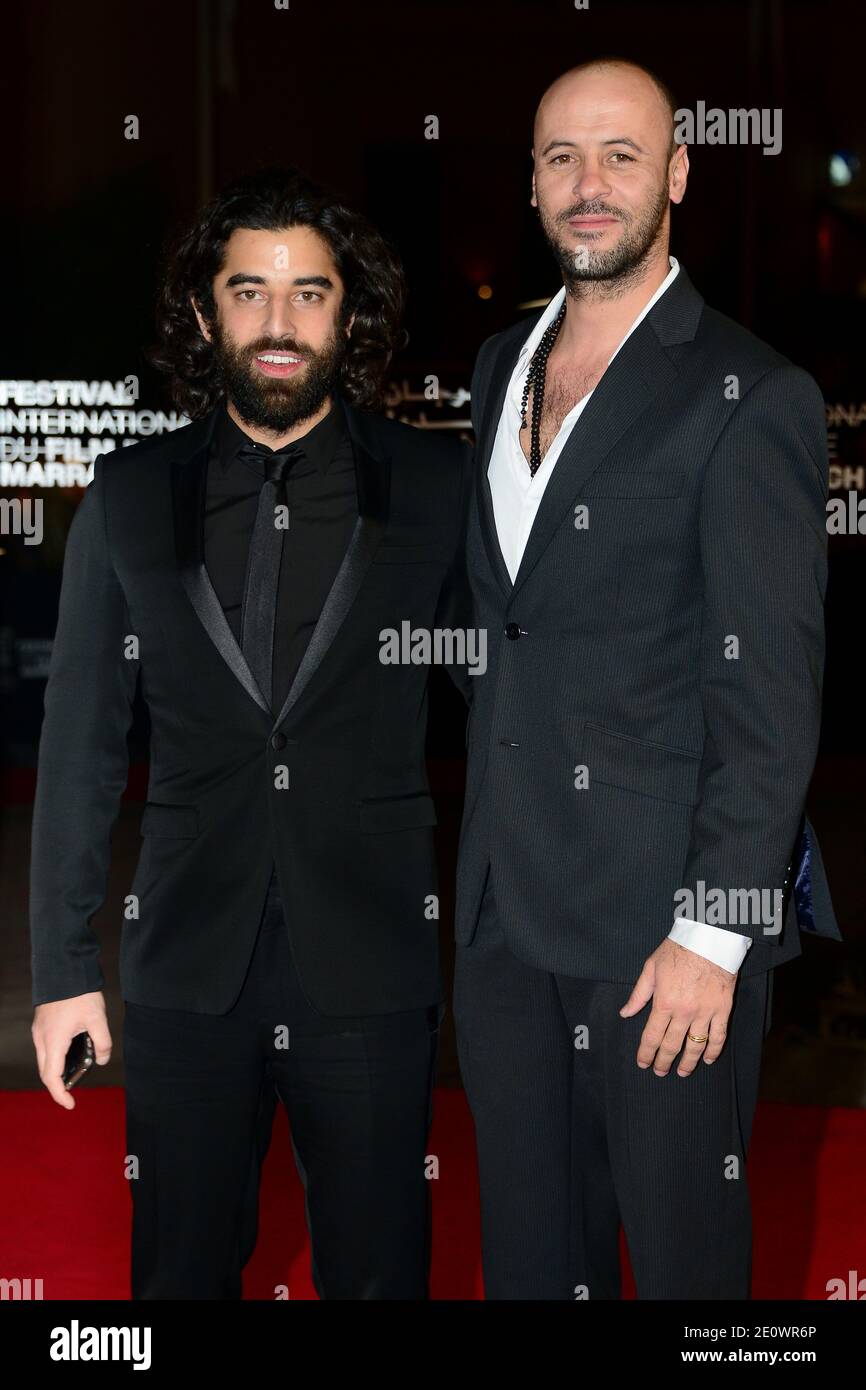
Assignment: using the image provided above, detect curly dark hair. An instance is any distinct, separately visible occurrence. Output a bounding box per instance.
[150,166,407,417]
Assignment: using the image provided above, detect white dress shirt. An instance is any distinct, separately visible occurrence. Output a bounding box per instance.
[487,256,751,974]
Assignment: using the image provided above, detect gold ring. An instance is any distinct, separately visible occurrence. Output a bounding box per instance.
[688,1032,709,1044]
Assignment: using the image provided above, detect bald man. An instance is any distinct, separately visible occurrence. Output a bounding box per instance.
[453,58,839,1299]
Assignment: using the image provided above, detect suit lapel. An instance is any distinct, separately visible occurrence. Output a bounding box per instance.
[172,408,271,716]
[269,397,390,732]
[475,267,704,599]
[510,321,680,594]
[172,398,391,731]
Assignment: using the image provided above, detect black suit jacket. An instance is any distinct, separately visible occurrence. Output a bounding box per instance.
[30,398,471,1014]
[456,265,842,980]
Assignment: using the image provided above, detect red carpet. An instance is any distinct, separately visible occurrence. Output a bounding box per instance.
[1,1087,863,1300]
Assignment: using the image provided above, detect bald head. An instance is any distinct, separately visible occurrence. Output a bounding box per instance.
[535,60,678,163]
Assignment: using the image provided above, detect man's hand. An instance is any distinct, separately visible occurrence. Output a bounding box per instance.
[619,939,737,1077]
[31,992,112,1109]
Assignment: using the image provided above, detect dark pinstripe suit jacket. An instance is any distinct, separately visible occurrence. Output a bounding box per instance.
[456,265,842,981]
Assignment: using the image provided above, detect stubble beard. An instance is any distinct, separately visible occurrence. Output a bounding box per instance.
[538,179,671,302]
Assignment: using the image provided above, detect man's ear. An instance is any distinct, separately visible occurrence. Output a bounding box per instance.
[669,146,689,206]
[530,156,537,209]
[191,295,212,344]
[345,311,355,337]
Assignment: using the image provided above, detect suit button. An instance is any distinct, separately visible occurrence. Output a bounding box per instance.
[505,622,521,640]
[271,732,286,750]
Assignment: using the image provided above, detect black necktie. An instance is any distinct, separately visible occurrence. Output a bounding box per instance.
[237,443,304,709]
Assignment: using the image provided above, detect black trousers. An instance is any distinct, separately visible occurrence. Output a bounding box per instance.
[453,880,773,1300]
[123,869,442,1299]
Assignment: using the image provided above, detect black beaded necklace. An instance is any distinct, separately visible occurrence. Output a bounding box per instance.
[519,299,567,476]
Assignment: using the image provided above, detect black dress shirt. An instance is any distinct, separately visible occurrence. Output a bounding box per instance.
[204,398,358,715]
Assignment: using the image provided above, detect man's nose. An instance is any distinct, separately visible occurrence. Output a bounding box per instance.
[572,160,611,202]
[262,298,298,341]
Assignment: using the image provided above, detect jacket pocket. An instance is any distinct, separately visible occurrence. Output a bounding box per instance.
[583,721,701,807]
[140,802,200,838]
[359,791,438,833]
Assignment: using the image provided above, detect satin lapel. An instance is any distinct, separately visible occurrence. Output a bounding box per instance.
[171,411,270,716]
[269,399,390,732]
[510,316,680,597]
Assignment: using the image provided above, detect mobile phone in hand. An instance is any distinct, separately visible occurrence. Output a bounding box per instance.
[62,1031,95,1089]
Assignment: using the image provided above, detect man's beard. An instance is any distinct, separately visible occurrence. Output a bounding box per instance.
[210,318,348,432]
[538,179,670,296]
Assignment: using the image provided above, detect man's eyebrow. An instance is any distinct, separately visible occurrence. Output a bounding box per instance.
[223,272,336,289]
[539,138,575,157]
[539,135,647,156]
[601,136,646,153]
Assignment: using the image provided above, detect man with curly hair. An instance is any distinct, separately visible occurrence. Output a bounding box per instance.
[29,167,471,1300]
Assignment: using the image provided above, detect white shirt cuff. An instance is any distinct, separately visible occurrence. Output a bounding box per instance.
[668,917,752,973]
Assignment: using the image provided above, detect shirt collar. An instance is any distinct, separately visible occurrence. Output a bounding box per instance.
[214,395,347,477]
[509,255,680,402]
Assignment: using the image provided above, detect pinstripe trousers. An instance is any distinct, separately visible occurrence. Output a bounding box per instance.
[453,879,772,1300]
